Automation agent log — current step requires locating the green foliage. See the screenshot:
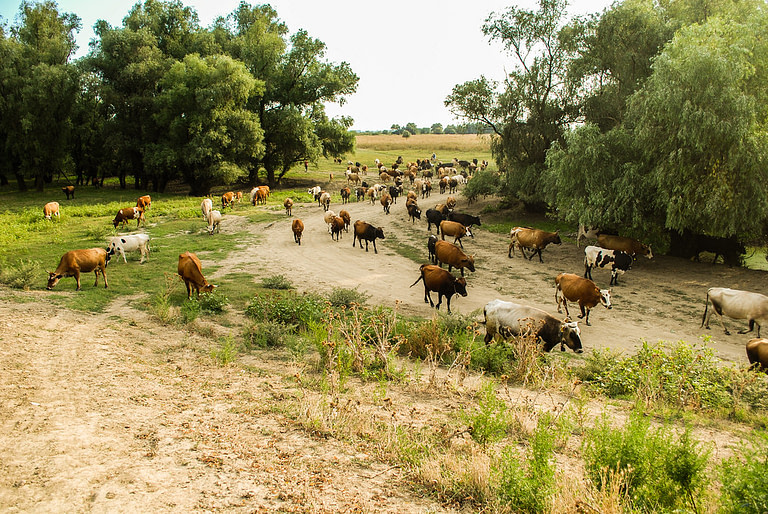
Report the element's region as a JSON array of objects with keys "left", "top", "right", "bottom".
[
  {"left": 326, "top": 287, "right": 369, "bottom": 308},
  {"left": 582, "top": 411, "right": 710, "bottom": 512},
  {"left": 259, "top": 274, "right": 294, "bottom": 290},
  {"left": 210, "top": 334, "right": 240, "bottom": 366},
  {"left": 465, "top": 382, "right": 511, "bottom": 445},
  {"left": 244, "top": 291, "right": 323, "bottom": 331},
  {"left": 0, "top": 258, "right": 43, "bottom": 290},
  {"left": 719, "top": 429, "right": 768, "bottom": 513},
  {"left": 243, "top": 320, "right": 295, "bottom": 349},
  {"left": 179, "top": 298, "right": 201, "bottom": 323},
  {"left": 461, "top": 169, "right": 500, "bottom": 203},
  {"left": 198, "top": 291, "right": 228, "bottom": 313}
]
